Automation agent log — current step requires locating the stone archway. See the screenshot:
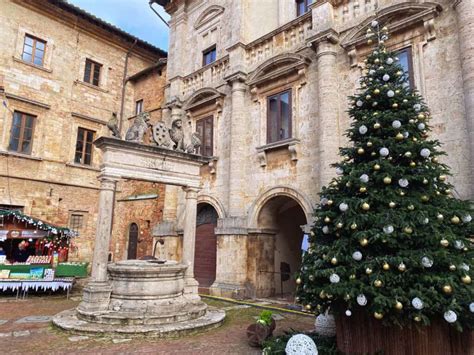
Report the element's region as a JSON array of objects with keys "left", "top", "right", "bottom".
[{"left": 194, "top": 203, "right": 218, "bottom": 288}]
